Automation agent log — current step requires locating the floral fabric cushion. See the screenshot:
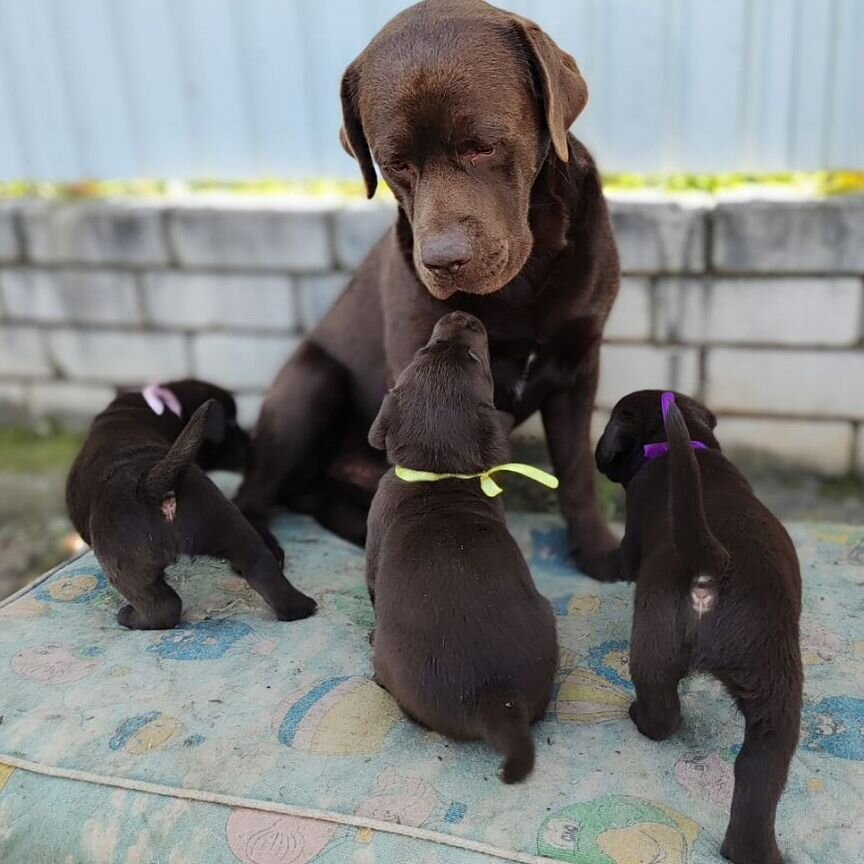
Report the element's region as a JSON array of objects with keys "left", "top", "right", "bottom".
[{"left": 0, "top": 515, "right": 862, "bottom": 864}]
